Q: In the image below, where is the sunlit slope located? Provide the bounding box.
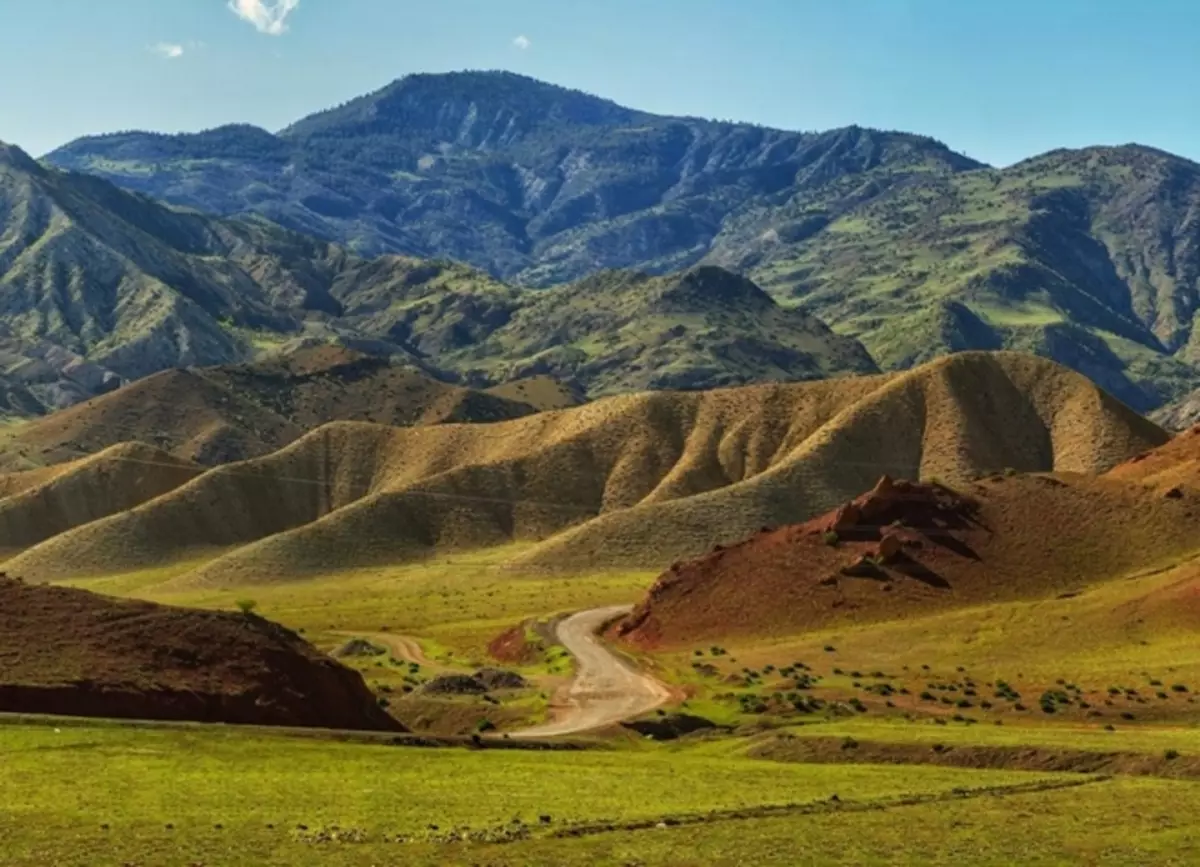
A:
[6,352,1163,583]
[0,443,199,557]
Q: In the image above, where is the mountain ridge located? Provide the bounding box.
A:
[42,71,1200,411]
[0,139,875,416]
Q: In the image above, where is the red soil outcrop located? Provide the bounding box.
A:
[0,579,403,731]
[619,473,1200,646]
[487,622,543,666]
[1108,424,1200,492]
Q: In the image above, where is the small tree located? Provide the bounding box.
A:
[235,599,258,616]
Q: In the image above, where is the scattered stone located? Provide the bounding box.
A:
[473,668,528,690]
[621,712,723,741]
[332,638,387,659]
[420,674,488,695]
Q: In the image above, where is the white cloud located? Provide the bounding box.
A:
[512,34,531,50]
[228,0,300,36]
[151,42,185,59]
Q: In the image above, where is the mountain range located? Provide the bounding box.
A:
[0,136,873,416]
[3,69,1198,415]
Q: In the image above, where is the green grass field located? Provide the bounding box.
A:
[0,718,1123,867]
[5,718,1200,865]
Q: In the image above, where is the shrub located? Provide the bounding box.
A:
[1165,749,1181,760]
[823,531,840,547]
[235,599,257,615]
[476,718,496,733]
[920,691,936,701]
[841,736,859,750]
[824,645,836,653]
[1172,684,1190,693]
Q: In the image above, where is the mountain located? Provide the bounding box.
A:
[48,71,978,284]
[0,139,876,414]
[45,72,1200,412]
[714,144,1200,411]
[1,352,1163,585]
[0,577,402,730]
[437,266,878,392]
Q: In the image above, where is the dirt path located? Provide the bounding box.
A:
[513,605,672,738]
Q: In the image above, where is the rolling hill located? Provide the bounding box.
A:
[616,473,1200,646]
[0,443,200,557]
[1,352,1165,585]
[0,577,402,730]
[0,345,540,468]
[43,71,1200,412]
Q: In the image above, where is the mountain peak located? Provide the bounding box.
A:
[656,266,776,311]
[280,69,646,141]
[0,141,42,174]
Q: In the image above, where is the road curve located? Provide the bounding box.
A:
[513,604,672,738]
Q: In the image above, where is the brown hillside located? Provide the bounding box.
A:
[0,443,200,557]
[0,578,402,730]
[4,352,1167,584]
[485,376,585,410]
[1107,425,1200,492]
[514,351,1167,571]
[617,473,1200,647]
[1,346,538,468]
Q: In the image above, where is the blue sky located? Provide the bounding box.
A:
[1,0,1197,166]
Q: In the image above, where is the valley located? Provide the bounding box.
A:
[5,51,1200,866]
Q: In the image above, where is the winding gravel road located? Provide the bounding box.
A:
[513,604,672,738]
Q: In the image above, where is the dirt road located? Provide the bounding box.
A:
[514,605,672,738]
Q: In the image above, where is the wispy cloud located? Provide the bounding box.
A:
[512,34,532,50]
[228,0,300,36]
[151,42,185,59]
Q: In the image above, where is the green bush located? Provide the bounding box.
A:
[822,530,840,547]
[235,599,257,615]
[1165,749,1181,760]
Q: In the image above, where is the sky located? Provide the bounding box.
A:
[1,0,1198,166]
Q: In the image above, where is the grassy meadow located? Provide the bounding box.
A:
[14,541,1200,864]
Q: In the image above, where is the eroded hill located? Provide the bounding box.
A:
[1,352,1164,585]
[1,346,540,468]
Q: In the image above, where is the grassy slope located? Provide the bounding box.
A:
[727,146,1200,411]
